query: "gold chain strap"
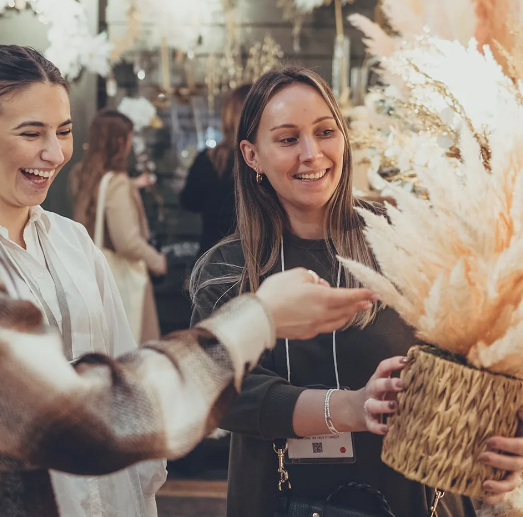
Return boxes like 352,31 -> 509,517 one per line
273,442 -> 292,491
430,488 -> 445,517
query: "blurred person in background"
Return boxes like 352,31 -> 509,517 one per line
71,109 -> 166,343
181,84 -> 251,256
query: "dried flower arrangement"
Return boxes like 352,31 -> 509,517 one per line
347,0 -> 523,197
340,34 -> 523,505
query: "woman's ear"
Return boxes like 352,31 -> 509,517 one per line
240,140 -> 258,171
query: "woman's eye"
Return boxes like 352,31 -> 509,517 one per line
59,129 -> 72,136
320,129 -> 335,136
279,137 -> 297,144
21,133 -> 39,138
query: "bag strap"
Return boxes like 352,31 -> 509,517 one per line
94,172 -> 114,249
327,482 -> 395,517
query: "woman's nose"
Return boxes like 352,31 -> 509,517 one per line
40,137 -> 65,166
300,136 -> 323,163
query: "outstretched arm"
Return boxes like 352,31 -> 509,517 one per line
0,266 -> 375,475
0,285 -> 273,476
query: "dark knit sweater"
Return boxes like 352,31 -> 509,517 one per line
191,234 -> 479,517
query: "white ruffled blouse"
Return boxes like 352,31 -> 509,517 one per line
0,206 -> 167,517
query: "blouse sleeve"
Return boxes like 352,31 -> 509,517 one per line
104,175 -> 165,275
0,270 -> 275,475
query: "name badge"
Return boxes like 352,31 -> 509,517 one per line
286,433 -> 355,464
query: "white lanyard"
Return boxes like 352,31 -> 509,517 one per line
280,238 -> 342,388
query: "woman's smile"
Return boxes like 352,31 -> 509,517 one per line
293,168 -> 330,182
19,167 -> 56,188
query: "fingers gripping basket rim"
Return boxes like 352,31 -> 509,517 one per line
381,345 -> 523,498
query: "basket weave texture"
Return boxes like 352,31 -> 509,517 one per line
381,346 -> 523,498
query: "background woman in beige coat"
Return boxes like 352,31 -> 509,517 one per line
71,109 -> 166,343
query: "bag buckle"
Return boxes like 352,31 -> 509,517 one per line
273,442 -> 291,491
430,488 -> 445,517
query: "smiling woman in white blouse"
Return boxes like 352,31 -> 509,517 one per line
0,44 -> 167,517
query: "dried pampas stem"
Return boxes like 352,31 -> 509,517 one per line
406,60 -> 491,170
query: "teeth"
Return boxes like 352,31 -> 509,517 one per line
21,168 -> 56,179
295,170 -> 327,181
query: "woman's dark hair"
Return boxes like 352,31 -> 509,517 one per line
0,45 -> 69,103
208,83 -> 252,177
70,109 -> 134,237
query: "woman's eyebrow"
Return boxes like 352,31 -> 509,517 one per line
13,118 -> 73,130
270,116 -> 335,131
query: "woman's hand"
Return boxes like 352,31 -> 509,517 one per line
132,173 -> 157,189
478,407 -> 523,503
350,357 -> 408,435
256,268 -> 378,340
151,253 -> 168,276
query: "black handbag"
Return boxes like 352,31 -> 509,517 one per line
274,481 -> 396,517
273,441 -> 395,517
272,441 -> 446,517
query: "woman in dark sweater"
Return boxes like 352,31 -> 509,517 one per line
181,84 -> 251,255
190,68 -> 514,517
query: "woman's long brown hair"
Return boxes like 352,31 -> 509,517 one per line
192,66 -> 380,327
70,109 -> 134,237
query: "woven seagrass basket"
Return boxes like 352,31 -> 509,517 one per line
382,345 -> 523,498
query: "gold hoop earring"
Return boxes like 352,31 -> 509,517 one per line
255,167 -> 262,184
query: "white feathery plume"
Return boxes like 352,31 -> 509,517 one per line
348,14 -> 397,58
338,257 -> 418,325
135,0 -> 223,52
347,25 -> 523,514
352,0 -> 477,57
355,208 -> 430,307
383,0 -> 477,44
422,0 -> 478,45
380,0 -> 424,37
382,201 -> 447,276
349,36 -> 519,199
383,39 -> 511,134
384,185 -> 450,269
340,40 -> 523,378
470,316 -> 523,378
510,169 -> 523,237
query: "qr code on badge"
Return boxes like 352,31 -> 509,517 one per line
312,442 -> 323,454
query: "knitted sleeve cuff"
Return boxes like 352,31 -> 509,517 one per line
260,383 -> 307,439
